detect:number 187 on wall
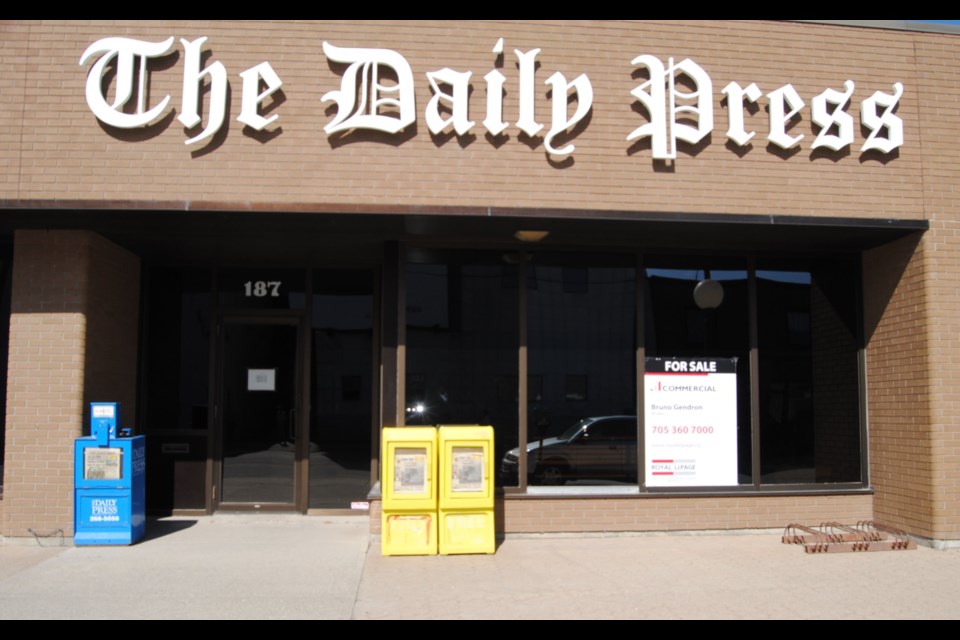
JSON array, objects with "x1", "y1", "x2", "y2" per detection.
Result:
[{"x1": 244, "y1": 281, "x2": 281, "y2": 297}]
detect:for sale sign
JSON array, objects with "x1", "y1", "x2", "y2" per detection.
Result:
[{"x1": 644, "y1": 357, "x2": 738, "y2": 487}]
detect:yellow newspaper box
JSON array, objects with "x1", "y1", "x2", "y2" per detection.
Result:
[
  {"x1": 381, "y1": 426, "x2": 438, "y2": 556},
  {"x1": 438, "y1": 425, "x2": 496, "y2": 555}
]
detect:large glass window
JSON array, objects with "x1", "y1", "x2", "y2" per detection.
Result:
[
  {"x1": 406, "y1": 251, "x2": 520, "y2": 486},
  {"x1": 526, "y1": 253, "x2": 637, "y2": 486},
  {"x1": 645, "y1": 259, "x2": 752, "y2": 485},
  {"x1": 309, "y1": 269, "x2": 375, "y2": 508},
  {"x1": 644, "y1": 256, "x2": 863, "y2": 488},
  {"x1": 403, "y1": 248, "x2": 864, "y2": 494},
  {"x1": 142, "y1": 268, "x2": 213, "y2": 433},
  {"x1": 141, "y1": 268, "x2": 213, "y2": 511},
  {"x1": 757, "y1": 259, "x2": 861, "y2": 484}
]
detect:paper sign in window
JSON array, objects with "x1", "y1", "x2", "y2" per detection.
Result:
[{"x1": 248, "y1": 368, "x2": 276, "y2": 391}]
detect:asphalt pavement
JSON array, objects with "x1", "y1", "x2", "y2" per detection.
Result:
[{"x1": 1, "y1": 514, "x2": 958, "y2": 619}]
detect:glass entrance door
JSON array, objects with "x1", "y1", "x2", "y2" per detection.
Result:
[{"x1": 217, "y1": 318, "x2": 301, "y2": 508}]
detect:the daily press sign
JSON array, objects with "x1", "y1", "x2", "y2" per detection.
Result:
[{"x1": 80, "y1": 36, "x2": 904, "y2": 161}]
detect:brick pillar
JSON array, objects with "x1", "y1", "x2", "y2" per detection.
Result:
[
  {"x1": 863, "y1": 232, "x2": 935, "y2": 539},
  {"x1": 1, "y1": 230, "x2": 139, "y2": 539}
]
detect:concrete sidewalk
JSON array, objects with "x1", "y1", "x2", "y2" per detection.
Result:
[{"x1": 1, "y1": 514, "x2": 958, "y2": 619}]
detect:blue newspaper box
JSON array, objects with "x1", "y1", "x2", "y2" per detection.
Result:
[{"x1": 74, "y1": 402, "x2": 146, "y2": 545}]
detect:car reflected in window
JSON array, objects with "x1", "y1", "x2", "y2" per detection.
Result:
[{"x1": 501, "y1": 416, "x2": 638, "y2": 486}]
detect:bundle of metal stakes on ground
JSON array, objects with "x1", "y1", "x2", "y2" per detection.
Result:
[{"x1": 782, "y1": 521, "x2": 917, "y2": 553}]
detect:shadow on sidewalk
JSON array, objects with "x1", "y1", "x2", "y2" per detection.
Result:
[{"x1": 140, "y1": 517, "x2": 198, "y2": 542}]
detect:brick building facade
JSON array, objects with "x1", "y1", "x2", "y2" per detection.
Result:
[{"x1": 0, "y1": 20, "x2": 956, "y2": 546}]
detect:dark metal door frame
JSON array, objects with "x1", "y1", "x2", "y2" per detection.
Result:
[{"x1": 212, "y1": 313, "x2": 308, "y2": 512}]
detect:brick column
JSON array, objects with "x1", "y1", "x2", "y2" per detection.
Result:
[
  {"x1": 863, "y1": 232, "x2": 934, "y2": 538},
  {"x1": 1, "y1": 230, "x2": 139, "y2": 539}
]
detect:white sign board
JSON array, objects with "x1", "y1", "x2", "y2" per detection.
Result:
[
  {"x1": 644, "y1": 357, "x2": 738, "y2": 487},
  {"x1": 247, "y1": 368, "x2": 276, "y2": 392},
  {"x1": 91, "y1": 404, "x2": 116, "y2": 419}
]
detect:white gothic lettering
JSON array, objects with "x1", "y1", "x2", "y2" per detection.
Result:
[
  {"x1": 79, "y1": 36, "x2": 175, "y2": 129},
  {"x1": 627, "y1": 56, "x2": 904, "y2": 159},
  {"x1": 79, "y1": 35, "x2": 905, "y2": 160},
  {"x1": 80, "y1": 36, "x2": 283, "y2": 146}
]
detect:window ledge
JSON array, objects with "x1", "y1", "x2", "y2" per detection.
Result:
[
  {"x1": 504, "y1": 485, "x2": 873, "y2": 499},
  {"x1": 525, "y1": 485, "x2": 640, "y2": 497}
]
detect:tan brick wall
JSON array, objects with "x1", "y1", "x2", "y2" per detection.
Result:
[
  {"x1": 0, "y1": 20, "x2": 924, "y2": 220},
  {"x1": 0, "y1": 21, "x2": 31, "y2": 198},
  {"x1": 370, "y1": 494, "x2": 872, "y2": 535},
  {"x1": 908, "y1": 33, "x2": 960, "y2": 540},
  {"x1": 1, "y1": 230, "x2": 139, "y2": 538},
  {"x1": 864, "y1": 233, "x2": 933, "y2": 537}
]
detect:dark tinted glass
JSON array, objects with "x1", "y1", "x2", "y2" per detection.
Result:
[
  {"x1": 527, "y1": 253, "x2": 637, "y2": 486},
  {"x1": 757, "y1": 260, "x2": 861, "y2": 484},
  {"x1": 309, "y1": 269, "x2": 375, "y2": 508},
  {"x1": 141, "y1": 268, "x2": 212, "y2": 511},
  {"x1": 645, "y1": 260, "x2": 752, "y2": 484},
  {"x1": 406, "y1": 253, "x2": 520, "y2": 487}
]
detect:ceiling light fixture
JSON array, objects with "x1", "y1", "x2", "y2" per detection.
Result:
[{"x1": 514, "y1": 230, "x2": 550, "y2": 243}]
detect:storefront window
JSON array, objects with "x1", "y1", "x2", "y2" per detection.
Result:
[
  {"x1": 403, "y1": 248, "x2": 864, "y2": 494},
  {"x1": 406, "y1": 252, "x2": 520, "y2": 487},
  {"x1": 309, "y1": 269, "x2": 375, "y2": 508},
  {"x1": 645, "y1": 261, "x2": 752, "y2": 484},
  {"x1": 757, "y1": 260, "x2": 861, "y2": 484},
  {"x1": 140, "y1": 268, "x2": 213, "y2": 511},
  {"x1": 526, "y1": 254, "x2": 637, "y2": 487},
  {"x1": 644, "y1": 256, "x2": 862, "y2": 489},
  {"x1": 142, "y1": 268, "x2": 213, "y2": 432}
]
